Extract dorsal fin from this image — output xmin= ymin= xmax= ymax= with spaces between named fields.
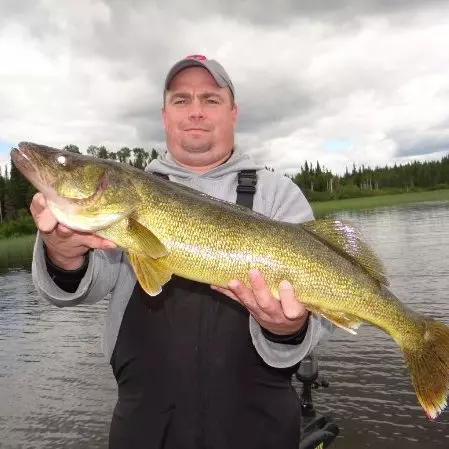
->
xmin=300 ymin=219 xmax=389 ymax=286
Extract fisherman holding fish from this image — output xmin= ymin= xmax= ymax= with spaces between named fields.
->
xmin=25 ymin=55 xmax=332 ymax=448
xmin=25 ymin=54 xmax=449 ymax=449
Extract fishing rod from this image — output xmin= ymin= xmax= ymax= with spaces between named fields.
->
xmin=297 ymin=351 xmax=340 ymax=449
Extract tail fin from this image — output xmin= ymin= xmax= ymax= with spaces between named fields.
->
xmin=402 ymin=319 xmax=449 ymax=419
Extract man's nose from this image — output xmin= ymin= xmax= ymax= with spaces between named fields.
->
xmin=188 ymin=100 xmax=205 ymax=119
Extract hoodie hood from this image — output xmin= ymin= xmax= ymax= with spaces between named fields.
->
xmin=145 ymin=148 xmax=265 ymax=179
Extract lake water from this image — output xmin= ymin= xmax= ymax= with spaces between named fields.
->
xmin=1 ymin=201 xmax=449 ymax=448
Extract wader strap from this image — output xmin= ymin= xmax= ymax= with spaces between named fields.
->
xmin=236 ymin=169 xmax=257 ymax=210
xmin=151 ymin=170 xmax=258 ymax=210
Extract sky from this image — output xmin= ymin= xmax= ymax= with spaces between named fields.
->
xmin=1 ymin=0 xmax=449 ymax=175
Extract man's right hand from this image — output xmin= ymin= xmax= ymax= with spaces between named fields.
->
xmin=30 ymin=192 xmax=117 ymax=271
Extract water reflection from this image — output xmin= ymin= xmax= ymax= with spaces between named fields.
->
xmin=0 ymin=270 xmax=116 ymax=448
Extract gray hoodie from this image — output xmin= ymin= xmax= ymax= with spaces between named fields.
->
xmin=31 ymin=148 xmax=333 ymax=368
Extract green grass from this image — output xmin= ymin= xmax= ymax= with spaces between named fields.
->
xmin=0 ymin=234 xmax=36 ymax=272
xmin=311 ymin=188 xmax=449 ymax=217
xmin=0 ymin=214 xmax=36 ymax=239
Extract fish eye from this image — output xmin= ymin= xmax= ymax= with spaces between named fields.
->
xmin=56 ymin=155 xmax=68 ymax=166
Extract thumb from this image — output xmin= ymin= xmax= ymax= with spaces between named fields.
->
xmin=36 ymin=207 xmax=58 ymax=233
xmin=83 ymin=234 xmax=117 ymax=250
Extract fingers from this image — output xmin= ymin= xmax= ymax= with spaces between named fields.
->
xmin=210 ymin=285 xmax=240 ymax=301
xmin=55 ymin=224 xmax=74 ymax=237
xmin=225 ymin=269 xmax=282 ymax=318
xmin=30 ymin=193 xmax=58 ymax=233
xmin=247 ymin=269 xmax=279 ymax=314
xmin=29 ymin=192 xmax=116 ymax=250
xmin=212 ymin=269 xmax=309 ymax=336
xmin=226 ymin=278 xmax=259 ymax=312
xmin=53 ymin=228 xmax=116 ymax=250
xmin=84 ymin=234 xmax=117 ymax=250
xmin=278 ymin=280 xmax=306 ymax=320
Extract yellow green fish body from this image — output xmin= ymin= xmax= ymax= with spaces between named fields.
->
xmin=11 ymin=141 xmax=449 ymax=420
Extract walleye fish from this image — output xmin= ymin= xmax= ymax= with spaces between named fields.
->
xmin=11 ymin=141 xmax=449 ymax=420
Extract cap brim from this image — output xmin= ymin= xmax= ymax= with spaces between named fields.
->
xmin=164 ymin=57 xmax=235 ymax=99
xmin=165 ymin=60 xmax=230 ymax=90
xmin=164 ymin=60 xmax=207 ymax=90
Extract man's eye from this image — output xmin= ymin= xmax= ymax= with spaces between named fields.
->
xmin=173 ymin=99 xmax=186 ymax=105
xmin=206 ymin=98 xmax=219 ymax=104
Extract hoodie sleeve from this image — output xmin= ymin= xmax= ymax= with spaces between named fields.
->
xmin=249 ymin=171 xmax=334 ymax=368
xmin=31 ymin=233 xmax=122 ymax=307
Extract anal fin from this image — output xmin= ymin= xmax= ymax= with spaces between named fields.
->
xmin=309 ymin=307 xmax=363 ymax=335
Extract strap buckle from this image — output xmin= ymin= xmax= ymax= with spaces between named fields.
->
xmin=237 ymin=170 xmax=257 ymax=194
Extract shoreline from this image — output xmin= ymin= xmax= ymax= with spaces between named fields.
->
xmin=1 ymin=189 xmax=449 ymax=270
xmin=311 ymin=188 xmax=449 ymax=216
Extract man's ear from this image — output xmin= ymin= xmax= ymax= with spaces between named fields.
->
xmin=231 ymin=102 xmax=238 ymax=125
xmin=161 ymin=106 xmax=167 ymax=132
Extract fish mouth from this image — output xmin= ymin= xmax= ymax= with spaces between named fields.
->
xmin=10 ymin=145 xmax=36 ymax=174
xmin=10 ymin=142 xmax=59 ymax=201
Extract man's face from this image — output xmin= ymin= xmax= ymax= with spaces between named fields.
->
xmin=162 ymin=66 xmax=238 ymax=171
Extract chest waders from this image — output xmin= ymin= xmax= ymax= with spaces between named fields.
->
xmin=109 ymin=170 xmax=303 ymax=449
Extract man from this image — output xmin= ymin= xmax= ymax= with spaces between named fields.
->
xmin=30 ymin=55 xmax=333 ymax=449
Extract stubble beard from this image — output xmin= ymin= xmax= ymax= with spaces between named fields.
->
xmin=181 ymin=140 xmax=213 ymax=154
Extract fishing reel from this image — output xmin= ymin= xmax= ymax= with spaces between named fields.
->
xmin=296 ymin=352 xmax=340 ymax=449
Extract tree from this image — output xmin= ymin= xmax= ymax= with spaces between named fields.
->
xmin=87 ymin=145 xmax=99 ymax=157
xmin=117 ymin=147 xmax=131 ymax=164
xmin=132 ymin=147 xmax=149 ymax=170
xmin=7 ymin=158 xmax=35 ymax=218
xmin=63 ymin=144 xmax=81 ymax=154
xmin=98 ymin=145 xmax=109 ymax=159
xmin=87 ymin=145 xmax=109 ymax=159
xmin=0 ymin=169 xmax=4 ymax=224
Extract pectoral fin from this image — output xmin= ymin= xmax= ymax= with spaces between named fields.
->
xmin=128 ymin=217 xmax=168 ymax=258
xmin=127 ymin=252 xmax=172 ymax=296
xmin=98 ymin=216 xmax=168 ymax=259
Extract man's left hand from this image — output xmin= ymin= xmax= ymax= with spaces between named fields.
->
xmin=211 ymin=269 xmax=309 ymax=336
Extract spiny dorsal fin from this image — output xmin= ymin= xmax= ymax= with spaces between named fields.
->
xmin=301 ymin=219 xmax=389 ymax=286
xmin=127 ymin=252 xmax=172 ymax=296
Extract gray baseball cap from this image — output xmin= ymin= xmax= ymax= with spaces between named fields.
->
xmin=164 ymin=55 xmax=235 ymax=98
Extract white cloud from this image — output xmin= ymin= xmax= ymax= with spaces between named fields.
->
xmin=0 ymin=0 xmax=448 ymax=176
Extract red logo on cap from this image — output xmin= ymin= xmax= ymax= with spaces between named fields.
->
xmin=186 ymin=54 xmax=207 ymax=61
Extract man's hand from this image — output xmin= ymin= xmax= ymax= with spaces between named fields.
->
xmin=30 ymin=192 xmax=117 ymax=270
xmin=211 ymin=269 xmax=309 ymax=336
